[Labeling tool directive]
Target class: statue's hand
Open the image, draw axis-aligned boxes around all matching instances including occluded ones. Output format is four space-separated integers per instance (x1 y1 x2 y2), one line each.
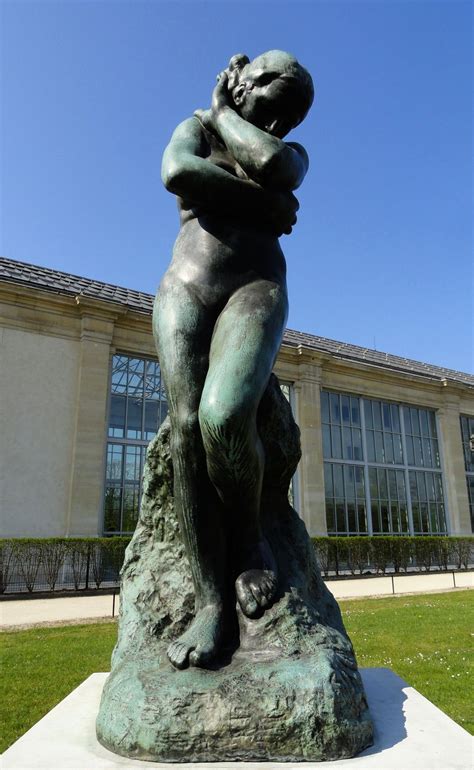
265 189 299 236
212 71 233 116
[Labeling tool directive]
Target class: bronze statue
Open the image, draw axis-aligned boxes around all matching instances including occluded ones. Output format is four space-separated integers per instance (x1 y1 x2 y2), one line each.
153 50 313 669
97 52 373 761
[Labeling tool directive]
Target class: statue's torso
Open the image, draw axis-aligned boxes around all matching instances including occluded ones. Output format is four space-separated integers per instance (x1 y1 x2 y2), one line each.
164 122 287 308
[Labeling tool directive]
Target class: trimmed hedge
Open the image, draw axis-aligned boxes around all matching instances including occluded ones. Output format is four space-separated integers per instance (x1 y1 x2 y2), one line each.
311 536 474 576
0 535 472 593
0 538 131 594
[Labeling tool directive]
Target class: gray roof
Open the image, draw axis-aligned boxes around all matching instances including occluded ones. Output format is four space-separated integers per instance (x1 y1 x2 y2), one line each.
1 256 473 387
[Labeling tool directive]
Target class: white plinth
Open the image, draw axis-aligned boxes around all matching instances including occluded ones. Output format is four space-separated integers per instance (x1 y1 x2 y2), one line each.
2 669 472 769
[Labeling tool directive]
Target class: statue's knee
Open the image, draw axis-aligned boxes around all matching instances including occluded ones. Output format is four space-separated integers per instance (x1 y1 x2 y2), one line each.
199 399 251 446
171 410 200 454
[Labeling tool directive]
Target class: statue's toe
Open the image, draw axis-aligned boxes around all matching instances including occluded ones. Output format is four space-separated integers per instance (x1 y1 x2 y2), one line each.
189 645 213 667
236 575 259 617
167 641 190 670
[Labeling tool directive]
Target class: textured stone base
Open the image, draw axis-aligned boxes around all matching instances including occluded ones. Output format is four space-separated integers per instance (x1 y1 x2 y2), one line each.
3 670 472 769
97 647 372 762
96 381 372 762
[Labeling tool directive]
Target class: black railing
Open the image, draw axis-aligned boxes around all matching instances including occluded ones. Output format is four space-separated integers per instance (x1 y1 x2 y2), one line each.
0 538 130 594
0 535 472 594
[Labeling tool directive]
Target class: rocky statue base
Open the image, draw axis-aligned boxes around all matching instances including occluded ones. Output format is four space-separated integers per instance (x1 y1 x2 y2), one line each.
96 376 373 762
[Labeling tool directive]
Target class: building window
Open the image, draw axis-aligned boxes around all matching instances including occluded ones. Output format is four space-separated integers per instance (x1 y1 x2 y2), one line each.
460 415 474 531
321 390 447 536
103 355 168 534
104 361 296 534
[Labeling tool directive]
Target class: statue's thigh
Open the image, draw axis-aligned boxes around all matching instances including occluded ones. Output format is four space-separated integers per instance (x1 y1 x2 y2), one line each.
153 282 215 411
203 280 288 413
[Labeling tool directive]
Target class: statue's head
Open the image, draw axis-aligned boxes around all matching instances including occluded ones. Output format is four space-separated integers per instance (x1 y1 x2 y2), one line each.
226 50 314 138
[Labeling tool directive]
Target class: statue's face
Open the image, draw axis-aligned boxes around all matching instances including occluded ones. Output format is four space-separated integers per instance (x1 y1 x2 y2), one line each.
232 56 304 139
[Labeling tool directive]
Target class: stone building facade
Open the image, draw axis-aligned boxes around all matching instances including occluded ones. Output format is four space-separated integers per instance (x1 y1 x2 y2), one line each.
1 257 473 539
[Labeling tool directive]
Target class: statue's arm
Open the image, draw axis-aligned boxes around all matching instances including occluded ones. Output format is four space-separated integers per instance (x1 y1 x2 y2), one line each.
214 107 309 191
162 117 298 232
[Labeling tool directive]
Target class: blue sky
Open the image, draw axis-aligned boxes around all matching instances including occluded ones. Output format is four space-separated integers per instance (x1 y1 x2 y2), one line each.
1 0 472 373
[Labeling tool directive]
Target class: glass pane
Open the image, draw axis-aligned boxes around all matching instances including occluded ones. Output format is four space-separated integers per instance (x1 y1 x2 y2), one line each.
321 391 330 423
104 486 121 532
336 501 346 532
331 426 342 459
430 504 439 533
144 400 159 440
410 408 420 436
423 438 432 467
347 502 356 532
344 464 355 499
330 393 341 424
371 503 380 532
406 435 414 466
420 410 429 437
111 355 128 394
393 434 403 464
366 430 376 462
438 504 447 533
352 428 363 461
326 501 335 532
122 485 140 532
396 471 407 501
363 399 373 429
420 502 429 532
383 403 391 430
388 470 398 500
391 504 400 532
400 503 409 532
381 504 389 532
127 359 144 397
412 503 421 532
126 398 142 439
428 411 437 438
125 446 141 481
322 424 332 458
341 395 351 425
159 399 169 424
403 406 411 435
324 463 333 498
378 468 388 500
375 431 384 463
431 439 440 468
417 471 428 501
108 394 126 438
435 474 444 502
343 427 353 459
355 466 365 499
333 464 344 497
357 503 367 533
384 433 394 464
373 401 382 430
391 404 400 433
369 467 378 498
426 473 436 501
414 437 423 467
351 397 360 426
106 445 123 481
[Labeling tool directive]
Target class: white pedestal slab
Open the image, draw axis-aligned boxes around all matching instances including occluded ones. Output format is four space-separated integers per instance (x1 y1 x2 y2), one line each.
2 669 472 769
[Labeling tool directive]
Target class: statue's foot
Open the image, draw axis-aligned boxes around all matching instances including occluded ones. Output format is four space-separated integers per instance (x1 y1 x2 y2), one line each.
167 604 224 670
235 539 278 618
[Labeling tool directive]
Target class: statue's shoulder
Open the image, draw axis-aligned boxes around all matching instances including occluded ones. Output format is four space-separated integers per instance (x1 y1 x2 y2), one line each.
165 116 208 157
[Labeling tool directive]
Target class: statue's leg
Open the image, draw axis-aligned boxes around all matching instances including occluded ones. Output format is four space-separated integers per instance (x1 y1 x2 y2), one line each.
153 279 228 668
198 279 288 618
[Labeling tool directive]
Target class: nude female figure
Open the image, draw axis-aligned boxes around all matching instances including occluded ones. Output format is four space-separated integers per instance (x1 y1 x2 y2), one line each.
153 50 314 670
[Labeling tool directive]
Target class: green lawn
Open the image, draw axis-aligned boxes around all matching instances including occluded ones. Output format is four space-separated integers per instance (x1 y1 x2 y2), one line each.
1 591 472 753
